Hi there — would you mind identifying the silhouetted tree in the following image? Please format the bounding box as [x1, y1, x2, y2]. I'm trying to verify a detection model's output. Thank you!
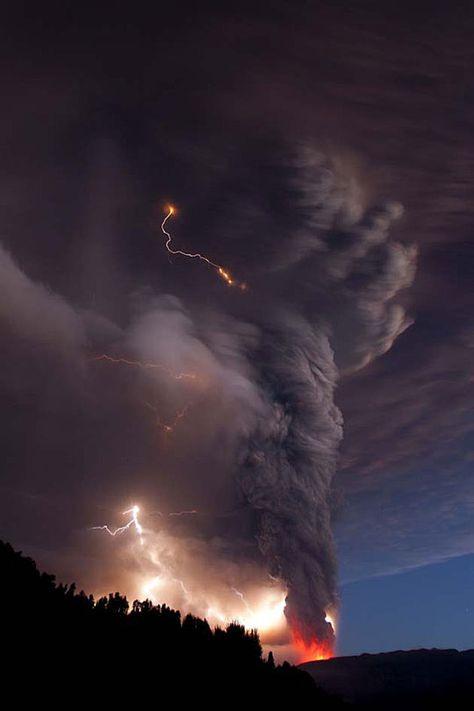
[0, 540, 344, 705]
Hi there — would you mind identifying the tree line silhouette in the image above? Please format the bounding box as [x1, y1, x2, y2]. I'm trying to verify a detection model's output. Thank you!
[1, 540, 345, 705]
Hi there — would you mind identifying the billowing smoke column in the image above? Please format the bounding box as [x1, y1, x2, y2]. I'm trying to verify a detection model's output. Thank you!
[241, 316, 341, 656]
[0, 144, 416, 662]
[233, 148, 415, 656]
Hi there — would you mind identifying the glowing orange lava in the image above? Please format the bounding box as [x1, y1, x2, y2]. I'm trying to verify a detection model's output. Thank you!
[292, 628, 334, 663]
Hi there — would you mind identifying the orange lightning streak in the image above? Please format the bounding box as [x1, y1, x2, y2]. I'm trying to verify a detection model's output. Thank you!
[144, 400, 191, 434]
[90, 355, 199, 439]
[89, 354, 197, 382]
[160, 206, 247, 290]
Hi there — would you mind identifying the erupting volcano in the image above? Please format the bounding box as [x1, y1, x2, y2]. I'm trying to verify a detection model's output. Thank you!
[74, 155, 414, 661]
[0, 137, 416, 665]
[292, 631, 335, 663]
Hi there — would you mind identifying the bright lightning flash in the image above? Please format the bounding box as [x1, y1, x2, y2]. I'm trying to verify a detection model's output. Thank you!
[161, 206, 247, 290]
[230, 587, 287, 634]
[325, 612, 336, 634]
[92, 504, 144, 546]
[90, 501, 333, 663]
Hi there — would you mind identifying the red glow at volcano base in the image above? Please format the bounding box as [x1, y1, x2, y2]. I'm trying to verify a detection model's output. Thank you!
[292, 628, 334, 663]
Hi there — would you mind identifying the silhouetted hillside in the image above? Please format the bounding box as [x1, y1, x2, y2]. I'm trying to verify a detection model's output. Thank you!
[1, 541, 343, 705]
[302, 648, 474, 708]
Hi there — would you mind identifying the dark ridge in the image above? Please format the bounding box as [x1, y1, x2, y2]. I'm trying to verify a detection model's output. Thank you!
[301, 647, 474, 708]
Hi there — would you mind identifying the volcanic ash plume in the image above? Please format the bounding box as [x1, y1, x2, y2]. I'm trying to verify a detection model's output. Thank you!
[241, 315, 342, 657]
[234, 149, 416, 656]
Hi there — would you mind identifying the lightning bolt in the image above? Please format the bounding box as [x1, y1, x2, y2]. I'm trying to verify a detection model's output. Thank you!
[90, 356, 199, 437]
[325, 612, 336, 634]
[149, 508, 198, 518]
[89, 502, 289, 641]
[231, 587, 254, 615]
[89, 354, 197, 381]
[144, 400, 191, 435]
[160, 206, 247, 290]
[91, 504, 144, 546]
[142, 572, 190, 600]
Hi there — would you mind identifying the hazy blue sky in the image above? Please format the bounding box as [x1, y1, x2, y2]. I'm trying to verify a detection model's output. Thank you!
[339, 553, 474, 656]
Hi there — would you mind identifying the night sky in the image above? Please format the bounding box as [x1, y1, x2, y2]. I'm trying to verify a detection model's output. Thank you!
[1, 1, 473, 658]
